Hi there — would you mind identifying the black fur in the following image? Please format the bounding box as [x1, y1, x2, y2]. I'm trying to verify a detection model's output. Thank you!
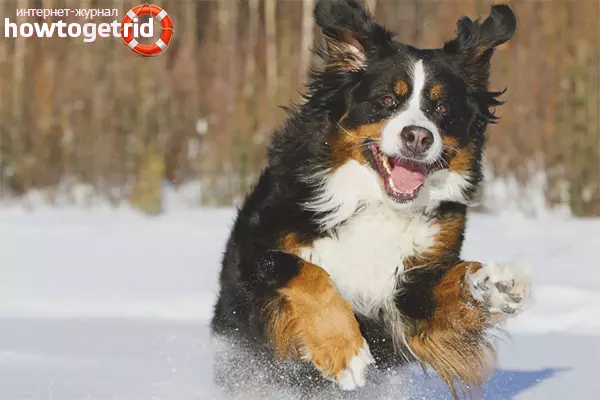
[212, 0, 516, 391]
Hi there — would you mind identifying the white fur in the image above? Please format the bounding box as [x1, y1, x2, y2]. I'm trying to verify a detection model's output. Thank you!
[380, 60, 443, 164]
[466, 261, 531, 315]
[336, 340, 375, 390]
[300, 163, 440, 318]
[303, 161, 382, 232]
[300, 157, 472, 314]
[299, 207, 438, 317]
[299, 59, 476, 362]
[304, 160, 472, 231]
[421, 169, 473, 211]
[299, 159, 474, 362]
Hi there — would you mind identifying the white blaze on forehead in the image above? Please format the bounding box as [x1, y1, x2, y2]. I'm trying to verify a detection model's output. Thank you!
[411, 59, 426, 102]
[380, 59, 443, 164]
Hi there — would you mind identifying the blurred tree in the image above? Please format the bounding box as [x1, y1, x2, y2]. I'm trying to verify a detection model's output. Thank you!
[129, 143, 165, 215]
[0, 0, 597, 216]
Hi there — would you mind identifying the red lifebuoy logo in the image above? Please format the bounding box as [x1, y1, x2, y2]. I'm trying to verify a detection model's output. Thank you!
[121, 4, 173, 56]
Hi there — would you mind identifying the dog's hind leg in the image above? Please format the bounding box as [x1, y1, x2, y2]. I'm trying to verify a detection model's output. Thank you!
[395, 261, 530, 398]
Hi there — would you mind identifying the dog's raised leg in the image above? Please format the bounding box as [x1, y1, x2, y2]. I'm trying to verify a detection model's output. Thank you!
[396, 261, 530, 397]
[261, 251, 374, 390]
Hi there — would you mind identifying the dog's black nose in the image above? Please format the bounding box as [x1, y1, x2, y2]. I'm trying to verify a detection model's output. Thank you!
[400, 125, 434, 155]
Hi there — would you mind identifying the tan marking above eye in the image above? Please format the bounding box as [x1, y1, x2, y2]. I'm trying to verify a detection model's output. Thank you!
[395, 80, 408, 96]
[430, 85, 443, 100]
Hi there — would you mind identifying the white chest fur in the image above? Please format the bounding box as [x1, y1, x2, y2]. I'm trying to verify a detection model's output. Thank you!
[298, 204, 439, 318]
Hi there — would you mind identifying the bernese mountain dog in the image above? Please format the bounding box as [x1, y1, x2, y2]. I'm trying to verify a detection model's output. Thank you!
[211, 0, 530, 397]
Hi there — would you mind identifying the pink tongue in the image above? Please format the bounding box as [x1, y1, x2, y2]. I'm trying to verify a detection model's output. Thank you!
[390, 158, 426, 193]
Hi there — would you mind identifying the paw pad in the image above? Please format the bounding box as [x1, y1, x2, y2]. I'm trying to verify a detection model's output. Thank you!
[466, 262, 531, 315]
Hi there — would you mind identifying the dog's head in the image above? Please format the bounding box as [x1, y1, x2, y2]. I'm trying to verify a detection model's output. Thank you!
[305, 0, 515, 221]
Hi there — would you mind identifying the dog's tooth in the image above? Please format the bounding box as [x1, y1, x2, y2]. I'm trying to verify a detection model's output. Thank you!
[387, 177, 395, 190]
[388, 177, 401, 194]
[381, 155, 391, 174]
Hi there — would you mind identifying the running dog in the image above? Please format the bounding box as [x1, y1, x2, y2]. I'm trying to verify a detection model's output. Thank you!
[212, 1, 529, 397]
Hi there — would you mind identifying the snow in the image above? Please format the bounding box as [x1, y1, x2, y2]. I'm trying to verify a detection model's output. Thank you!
[1, 207, 599, 399]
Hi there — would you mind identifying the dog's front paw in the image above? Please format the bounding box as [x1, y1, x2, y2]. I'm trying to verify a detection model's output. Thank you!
[275, 263, 375, 390]
[331, 339, 375, 390]
[301, 324, 374, 391]
[466, 262, 531, 315]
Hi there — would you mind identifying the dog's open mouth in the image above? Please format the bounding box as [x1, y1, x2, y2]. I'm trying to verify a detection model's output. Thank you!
[369, 143, 430, 202]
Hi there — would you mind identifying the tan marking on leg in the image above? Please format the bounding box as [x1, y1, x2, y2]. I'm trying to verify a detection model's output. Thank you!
[409, 262, 494, 399]
[266, 262, 365, 380]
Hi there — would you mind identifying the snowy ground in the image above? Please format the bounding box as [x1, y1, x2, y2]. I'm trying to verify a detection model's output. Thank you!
[1, 207, 599, 399]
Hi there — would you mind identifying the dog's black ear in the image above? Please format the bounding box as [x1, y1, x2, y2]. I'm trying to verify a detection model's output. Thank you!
[444, 5, 516, 87]
[314, 0, 390, 71]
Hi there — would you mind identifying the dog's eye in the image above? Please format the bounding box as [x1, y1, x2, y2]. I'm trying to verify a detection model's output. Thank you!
[379, 96, 397, 108]
[436, 103, 448, 115]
